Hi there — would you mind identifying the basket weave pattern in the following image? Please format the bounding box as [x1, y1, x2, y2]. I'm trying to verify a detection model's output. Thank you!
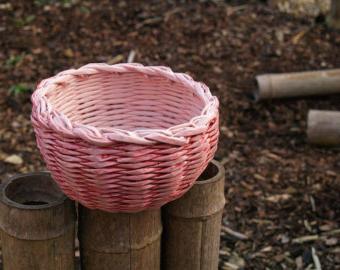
[31, 63, 219, 212]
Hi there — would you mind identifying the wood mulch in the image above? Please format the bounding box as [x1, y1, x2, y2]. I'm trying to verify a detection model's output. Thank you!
[0, 0, 339, 269]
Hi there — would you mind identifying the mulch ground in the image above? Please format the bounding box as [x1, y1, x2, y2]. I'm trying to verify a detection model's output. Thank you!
[0, 0, 339, 269]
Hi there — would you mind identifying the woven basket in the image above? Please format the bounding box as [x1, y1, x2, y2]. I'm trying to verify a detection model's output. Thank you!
[31, 63, 219, 212]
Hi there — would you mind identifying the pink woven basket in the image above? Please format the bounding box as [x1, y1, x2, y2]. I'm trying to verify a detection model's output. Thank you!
[31, 63, 219, 212]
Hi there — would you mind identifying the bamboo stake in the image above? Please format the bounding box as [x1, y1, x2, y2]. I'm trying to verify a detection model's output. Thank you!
[255, 69, 340, 101]
[78, 207, 162, 270]
[0, 172, 76, 270]
[162, 160, 226, 270]
[327, 0, 340, 29]
[307, 110, 340, 146]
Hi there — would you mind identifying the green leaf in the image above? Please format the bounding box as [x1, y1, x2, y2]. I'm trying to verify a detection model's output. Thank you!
[34, 0, 53, 6]
[9, 84, 32, 96]
[5, 54, 25, 68]
[25, 15, 36, 24]
[79, 6, 90, 14]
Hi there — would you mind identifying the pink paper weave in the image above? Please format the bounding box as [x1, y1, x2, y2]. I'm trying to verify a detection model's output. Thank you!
[31, 63, 219, 212]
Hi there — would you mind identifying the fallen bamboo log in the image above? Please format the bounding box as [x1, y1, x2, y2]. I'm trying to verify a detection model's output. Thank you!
[307, 110, 340, 146]
[162, 160, 226, 270]
[78, 207, 162, 270]
[0, 172, 76, 270]
[255, 69, 340, 101]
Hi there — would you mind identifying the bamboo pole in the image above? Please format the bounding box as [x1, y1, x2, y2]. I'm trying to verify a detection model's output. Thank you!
[0, 172, 75, 270]
[327, 0, 340, 29]
[78, 207, 162, 270]
[162, 160, 225, 270]
[255, 69, 340, 101]
[307, 110, 340, 146]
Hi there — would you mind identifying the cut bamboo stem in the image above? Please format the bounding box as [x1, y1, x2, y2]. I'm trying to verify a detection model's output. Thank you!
[307, 110, 340, 146]
[327, 0, 340, 29]
[0, 172, 76, 270]
[162, 160, 226, 270]
[78, 207, 162, 270]
[255, 69, 340, 101]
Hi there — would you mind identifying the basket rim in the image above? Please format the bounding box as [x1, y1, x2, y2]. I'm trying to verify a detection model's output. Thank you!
[31, 63, 219, 146]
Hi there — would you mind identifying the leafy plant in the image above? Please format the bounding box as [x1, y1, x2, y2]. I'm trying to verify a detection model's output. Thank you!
[9, 84, 32, 96]
[34, 0, 53, 5]
[34, 0, 74, 7]
[5, 54, 25, 68]
[14, 15, 36, 27]
[79, 6, 90, 14]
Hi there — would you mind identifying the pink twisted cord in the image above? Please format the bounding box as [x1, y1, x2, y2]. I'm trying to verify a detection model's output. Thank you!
[32, 63, 218, 146]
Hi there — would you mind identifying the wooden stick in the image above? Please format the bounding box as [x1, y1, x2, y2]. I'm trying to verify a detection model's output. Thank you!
[255, 69, 340, 101]
[0, 172, 75, 270]
[162, 160, 225, 270]
[78, 207, 162, 270]
[307, 110, 340, 146]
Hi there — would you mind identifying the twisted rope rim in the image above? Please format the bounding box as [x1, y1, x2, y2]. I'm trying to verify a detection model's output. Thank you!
[31, 63, 219, 146]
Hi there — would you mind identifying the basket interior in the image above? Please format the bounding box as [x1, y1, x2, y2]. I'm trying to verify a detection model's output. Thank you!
[46, 72, 206, 131]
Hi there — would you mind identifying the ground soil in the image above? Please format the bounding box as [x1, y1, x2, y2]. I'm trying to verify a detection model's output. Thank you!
[0, 0, 339, 269]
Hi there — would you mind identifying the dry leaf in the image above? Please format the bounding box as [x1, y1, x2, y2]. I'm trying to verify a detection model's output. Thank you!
[64, 48, 74, 58]
[325, 238, 338, 246]
[4, 154, 23, 165]
[266, 194, 291, 203]
[107, 54, 124, 64]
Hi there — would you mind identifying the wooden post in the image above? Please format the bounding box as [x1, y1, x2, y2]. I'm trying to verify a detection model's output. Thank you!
[78, 207, 162, 270]
[255, 69, 340, 101]
[162, 160, 225, 270]
[0, 172, 76, 270]
[307, 110, 340, 146]
[328, 0, 340, 29]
